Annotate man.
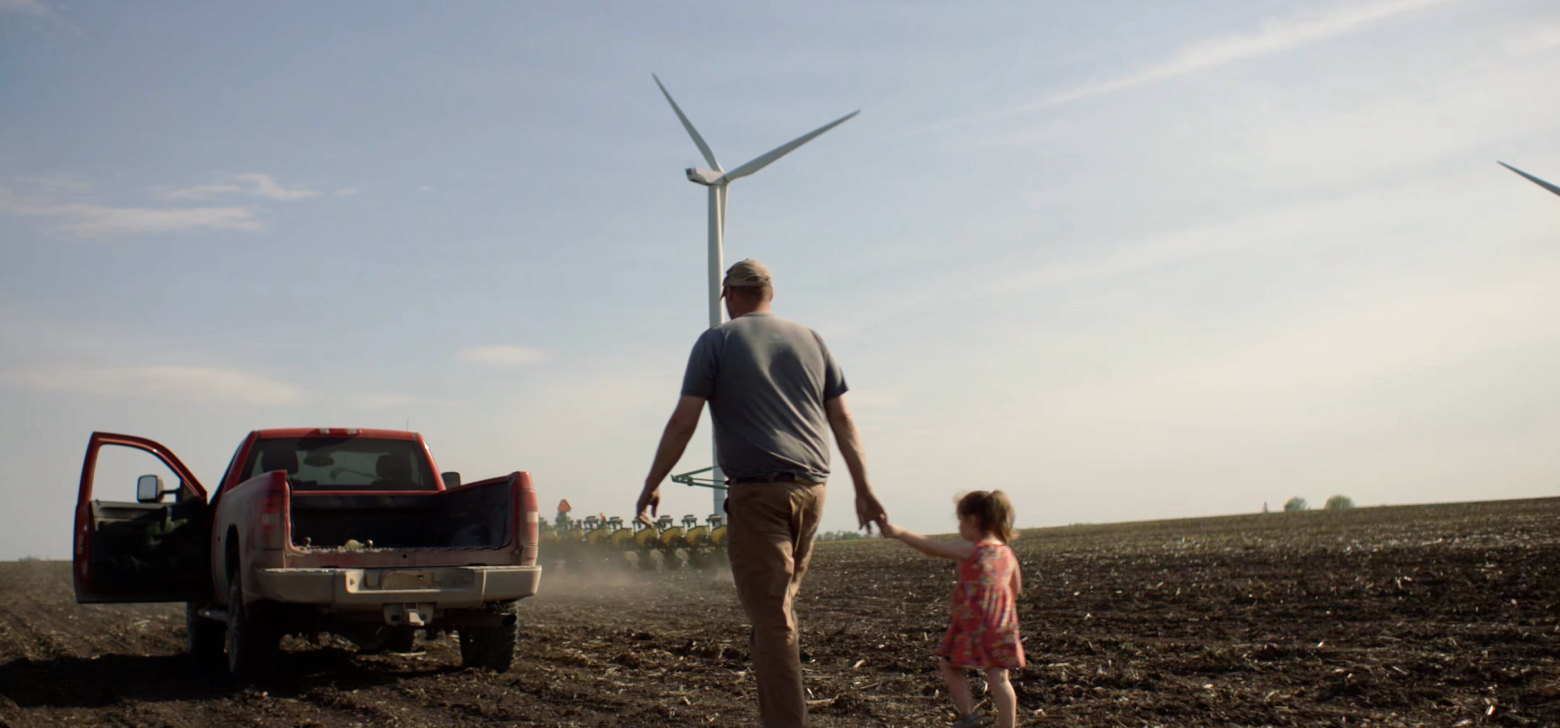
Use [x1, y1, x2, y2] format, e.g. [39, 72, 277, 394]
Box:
[636, 259, 887, 728]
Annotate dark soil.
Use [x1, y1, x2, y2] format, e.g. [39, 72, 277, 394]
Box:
[4, 497, 1560, 726]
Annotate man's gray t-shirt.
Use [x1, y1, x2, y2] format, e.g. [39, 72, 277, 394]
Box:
[680, 312, 847, 483]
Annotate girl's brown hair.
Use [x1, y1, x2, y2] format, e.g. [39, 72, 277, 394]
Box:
[956, 490, 1015, 543]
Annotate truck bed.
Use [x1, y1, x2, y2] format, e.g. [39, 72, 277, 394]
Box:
[289, 478, 513, 551]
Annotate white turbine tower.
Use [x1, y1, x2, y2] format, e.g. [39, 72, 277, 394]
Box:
[653, 74, 857, 513]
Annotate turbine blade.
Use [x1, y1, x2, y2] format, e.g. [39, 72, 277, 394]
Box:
[1499, 162, 1560, 198]
[654, 74, 721, 172]
[723, 110, 859, 182]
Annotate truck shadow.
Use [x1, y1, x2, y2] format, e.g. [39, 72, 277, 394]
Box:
[0, 647, 461, 709]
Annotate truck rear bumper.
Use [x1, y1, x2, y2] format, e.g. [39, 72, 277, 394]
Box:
[254, 565, 542, 611]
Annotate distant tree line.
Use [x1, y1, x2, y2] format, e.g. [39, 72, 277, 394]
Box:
[815, 530, 868, 542]
[1279, 495, 1354, 513]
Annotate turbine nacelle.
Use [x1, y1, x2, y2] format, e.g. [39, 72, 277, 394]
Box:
[685, 168, 724, 186]
[656, 73, 856, 191]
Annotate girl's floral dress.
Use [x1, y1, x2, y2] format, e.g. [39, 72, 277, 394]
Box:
[940, 540, 1025, 669]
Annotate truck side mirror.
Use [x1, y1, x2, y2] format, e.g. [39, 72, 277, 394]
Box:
[136, 474, 174, 504]
[441, 471, 461, 489]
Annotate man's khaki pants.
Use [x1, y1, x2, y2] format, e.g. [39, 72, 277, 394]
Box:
[726, 481, 826, 728]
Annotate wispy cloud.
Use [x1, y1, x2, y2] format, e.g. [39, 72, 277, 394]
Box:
[159, 173, 319, 201]
[459, 346, 551, 366]
[1507, 24, 1560, 56]
[0, 187, 261, 237]
[1055, 0, 1456, 104]
[334, 187, 361, 197]
[159, 183, 243, 200]
[10, 365, 303, 407]
[931, 0, 1460, 129]
[1, 173, 322, 237]
[0, 0, 50, 16]
[17, 174, 92, 195]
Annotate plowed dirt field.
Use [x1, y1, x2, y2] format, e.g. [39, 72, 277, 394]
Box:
[4, 497, 1560, 727]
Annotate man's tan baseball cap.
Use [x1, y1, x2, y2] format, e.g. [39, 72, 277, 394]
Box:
[721, 259, 772, 296]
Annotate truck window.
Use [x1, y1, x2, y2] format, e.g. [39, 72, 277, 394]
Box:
[92, 445, 186, 503]
[239, 437, 435, 491]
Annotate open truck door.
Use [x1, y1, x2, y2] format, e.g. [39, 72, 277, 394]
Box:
[74, 432, 210, 603]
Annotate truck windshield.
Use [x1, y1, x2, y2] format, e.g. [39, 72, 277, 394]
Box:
[240, 437, 436, 492]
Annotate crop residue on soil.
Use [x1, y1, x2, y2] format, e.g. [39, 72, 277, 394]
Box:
[3, 497, 1560, 726]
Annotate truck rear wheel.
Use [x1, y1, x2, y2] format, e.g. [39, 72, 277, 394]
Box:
[226, 575, 280, 682]
[186, 602, 226, 671]
[458, 602, 517, 672]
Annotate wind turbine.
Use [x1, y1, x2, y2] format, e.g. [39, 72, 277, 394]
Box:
[653, 74, 857, 513]
[1499, 162, 1560, 198]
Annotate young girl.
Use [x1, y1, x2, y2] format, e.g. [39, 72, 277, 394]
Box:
[882, 490, 1024, 728]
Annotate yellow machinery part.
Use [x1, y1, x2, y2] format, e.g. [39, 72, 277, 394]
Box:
[683, 525, 708, 546]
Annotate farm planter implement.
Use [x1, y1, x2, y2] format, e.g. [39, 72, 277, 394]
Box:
[539, 504, 727, 573]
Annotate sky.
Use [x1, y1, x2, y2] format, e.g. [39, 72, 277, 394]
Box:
[2, 0, 1558, 559]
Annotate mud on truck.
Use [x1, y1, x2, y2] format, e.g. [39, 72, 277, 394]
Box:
[72, 428, 542, 680]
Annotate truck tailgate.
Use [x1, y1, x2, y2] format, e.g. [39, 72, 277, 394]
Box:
[281, 472, 539, 571]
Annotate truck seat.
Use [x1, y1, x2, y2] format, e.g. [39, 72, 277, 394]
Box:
[373, 453, 415, 490]
[261, 448, 299, 476]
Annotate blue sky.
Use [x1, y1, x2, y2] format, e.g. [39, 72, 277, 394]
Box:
[2, 0, 1558, 559]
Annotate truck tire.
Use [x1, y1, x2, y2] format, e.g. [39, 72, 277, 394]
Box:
[458, 602, 517, 672]
[186, 602, 226, 671]
[226, 575, 280, 682]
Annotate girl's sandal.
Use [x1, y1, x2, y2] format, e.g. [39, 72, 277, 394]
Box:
[950, 712, 988, 728]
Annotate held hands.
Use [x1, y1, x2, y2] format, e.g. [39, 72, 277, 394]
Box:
[855, 488, 887, 535]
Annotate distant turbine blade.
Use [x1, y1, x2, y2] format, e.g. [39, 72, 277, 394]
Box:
[1499, 162, 1560, 198]
[722, 110, 859, 182]
[654, 74, 721, 172]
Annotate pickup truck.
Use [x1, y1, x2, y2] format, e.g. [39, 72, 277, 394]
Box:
[72, 428, 542, 679]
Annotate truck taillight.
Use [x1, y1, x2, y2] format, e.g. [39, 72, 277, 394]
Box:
[515, 472, 539, 567]
[258, 473, 288, 547]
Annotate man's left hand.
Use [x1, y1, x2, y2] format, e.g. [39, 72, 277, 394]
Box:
[855, 489, 887, 534]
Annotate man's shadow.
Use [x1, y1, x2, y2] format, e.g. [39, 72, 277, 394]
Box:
[0, 647, 460, 708]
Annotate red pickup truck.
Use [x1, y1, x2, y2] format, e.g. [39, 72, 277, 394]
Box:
[72, 428, 542, 680]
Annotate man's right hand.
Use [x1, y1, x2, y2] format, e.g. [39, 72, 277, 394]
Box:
[635, 484, 661, 526]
